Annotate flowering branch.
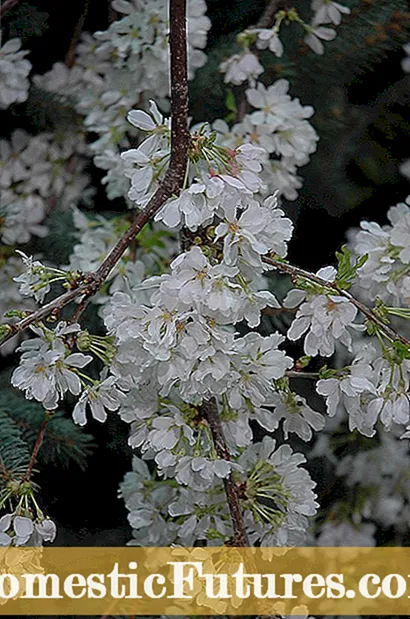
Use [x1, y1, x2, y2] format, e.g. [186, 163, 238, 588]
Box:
[3, 247, 410, 353]
[0, 0, 189, 348]
[200, 398, 249, 547]
[263, 255, 410, 348]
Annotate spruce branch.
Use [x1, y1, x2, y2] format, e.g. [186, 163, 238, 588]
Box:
[0, 0, 189, 348]
[0, 409, 31, 482]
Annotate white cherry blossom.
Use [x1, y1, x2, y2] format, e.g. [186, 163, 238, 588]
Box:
[220, 51, 263, 86]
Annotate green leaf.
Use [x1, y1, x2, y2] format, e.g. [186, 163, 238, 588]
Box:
[225, 89, 237, 114]
[335, 245, 368, 290]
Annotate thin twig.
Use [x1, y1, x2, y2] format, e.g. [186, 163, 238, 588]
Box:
[262, 305, 296, 316]
[65, 0, 189, 323]
[255, 0, 288, 29]
[0, 0, 189, 348]
[263, 256, 410, 349]
[286, 370, 319, 379]
[0, 0, 22, 17]
[24, 414, 50, 482]
[65, 0, 90, 69]
[200, 398, 249, 547]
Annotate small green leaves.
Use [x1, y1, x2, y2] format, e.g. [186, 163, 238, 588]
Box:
[224, 89, 237, 123]
[335, 245, 368, 290]
[318, 365, 336, 379]
[391, 340, 410, 362]
[373, 297, 389, 322]
[0, 324, 13, 341]
[296, 355, 311, 369]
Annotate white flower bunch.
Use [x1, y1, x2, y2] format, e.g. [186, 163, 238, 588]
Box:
[349, 196, 410, 306]
[5, 0, 410, 556]
[317, 342, 410, 437]
[34, 0, 211, 204]
[11, 322, 92, 410]
[285, 267, 358, 357]
[0, 130, 91, 245]
[121, 437, 318, 546]
[123, 105, 277, 230]
[0, 38, 31, 109]
[212, 80, 319, 201]
[0, 513, 56, 547]
[239, 437, 319, 546]
[220, 0, 351, 89]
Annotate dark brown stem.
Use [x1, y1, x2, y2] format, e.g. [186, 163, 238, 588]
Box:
[200, 398, 249, 547]
[262, 305, 296, 316]
[286, 370, 319, 379]
[70, 293, 93, 323]
[0, 0, 189, 348]
[0, 0, 21, 17]
[24, 414, 50, 482]
[95, 0, 188, 284]
[263, 256, 410, 349]
[255, 0, 288, 29]
[65, 0, 90, 69]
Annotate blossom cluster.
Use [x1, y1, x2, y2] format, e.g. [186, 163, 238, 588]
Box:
[120, 436, 318, 547]
[0, 129, 91, 245]
[11, 322, 93, 410]
[34, 0, 211, 202]
[213, 80, 319, 200]
[0, 513, 56, 547]
[219, 0, 351, 90]
[348, 196, 410, 307]
[0, 38, 31, 109]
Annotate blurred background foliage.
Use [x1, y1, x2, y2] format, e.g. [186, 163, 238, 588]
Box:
[2, 0, 410, 551]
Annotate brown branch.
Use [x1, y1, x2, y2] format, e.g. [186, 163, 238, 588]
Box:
[263, 256, 410, 349]
[0, 0, 22, 17]
[201, 399, 282, 619]
[286, 370, 319, 380]
[262, 305, 296, 316]
[200, 398, 249, 547]
[64, 0, 90, 69]
[0, 0, 189, 349]
[255, 0, 288, 29]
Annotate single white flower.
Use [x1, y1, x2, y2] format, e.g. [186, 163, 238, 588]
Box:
[312, 0, 351, 26]
[304, 25, 336, 54]
[72, 376, 123, 426]
[220, 51, 263, 86]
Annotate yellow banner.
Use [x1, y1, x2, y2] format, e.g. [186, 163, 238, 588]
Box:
[2, 546, 410, 615]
